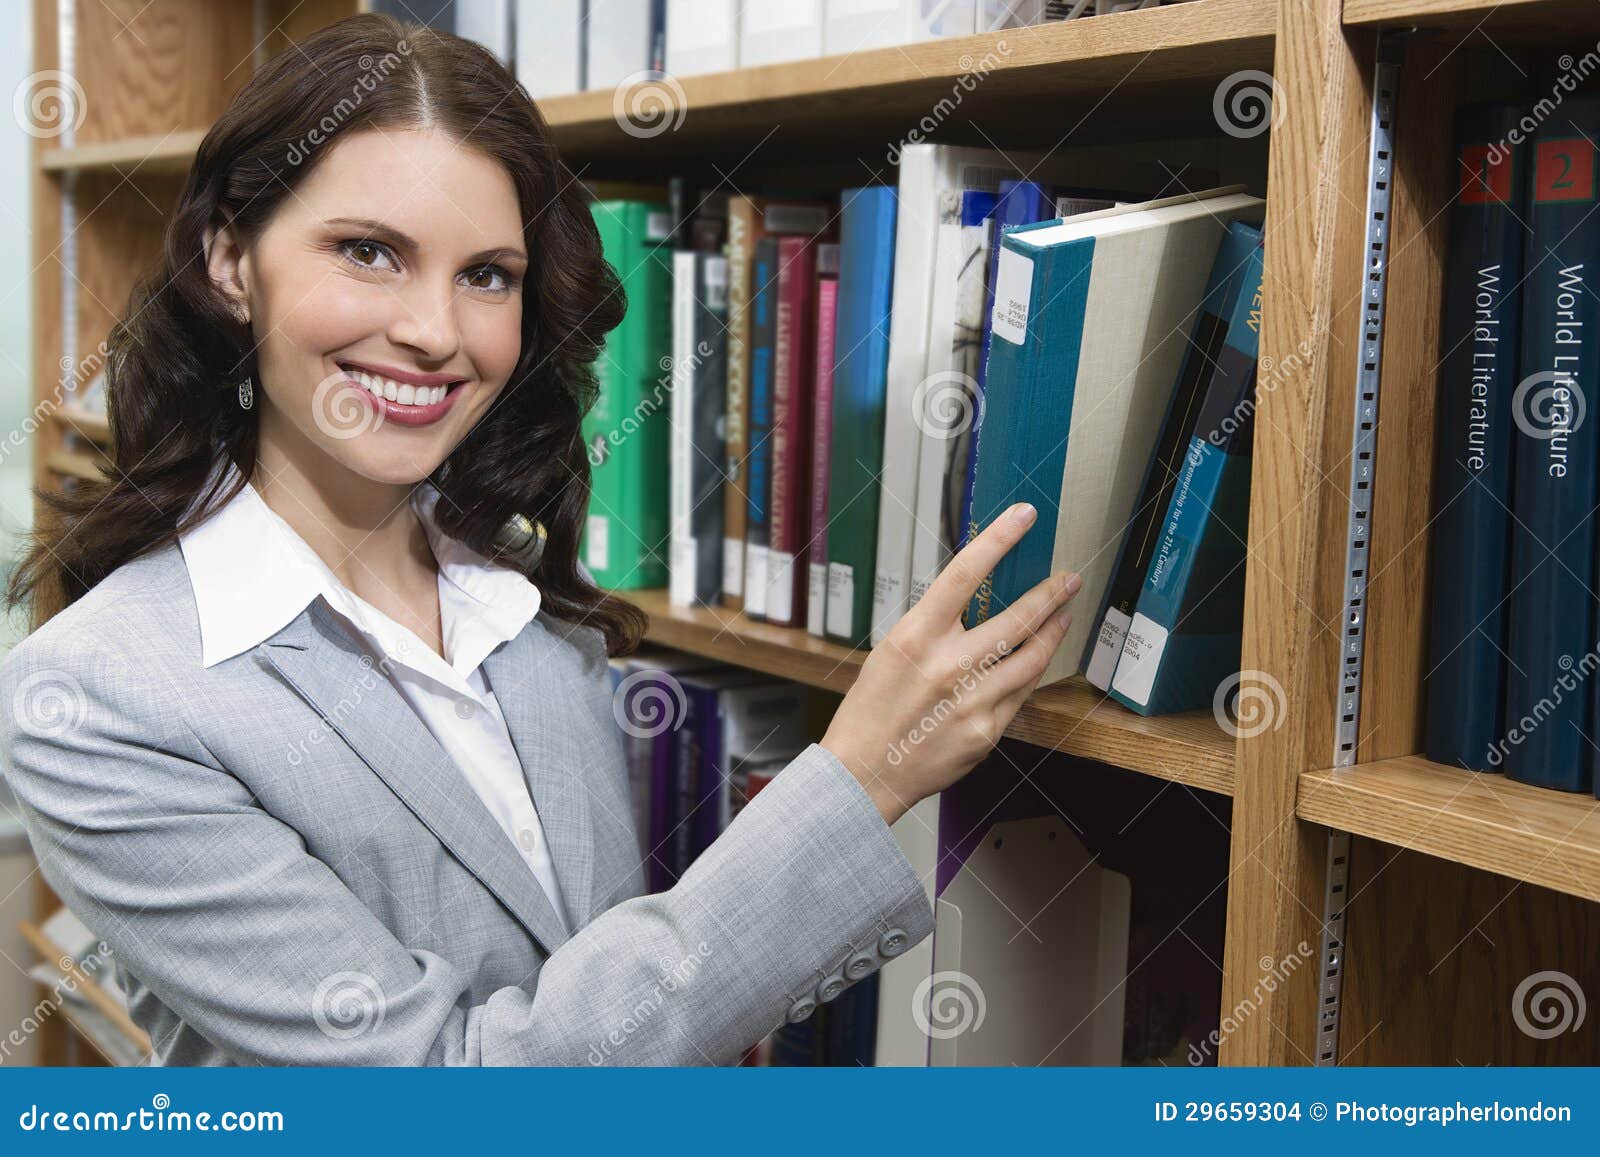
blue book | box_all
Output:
[744,237,780,621]
[961,189,999,227]
[962,190,1263,687]
[824,187,898,646]
[1108,226,1264,716]
[1504,99,1600,792]
[1083,222,1261,691]
[1424,104,1528,772]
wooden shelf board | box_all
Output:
[539,0,1275,156]
[45,449,106,481]
[57,406,110,444]
[620,587,1235,795]
[1344,0,1600,32]
[42,129,207,175]
[1298,756,1600,903]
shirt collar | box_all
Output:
[177,458,542,671]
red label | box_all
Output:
[1459,144,1512,204]
[1535,138,1596,203]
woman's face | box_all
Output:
[212,126,528,485]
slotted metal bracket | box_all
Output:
[1318,29,1406,1068]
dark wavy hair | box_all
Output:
[5,11,645,657]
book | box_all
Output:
[1422,104,1527,773]
[963,189,1265,685]
[826,186,900,647]
[723,197,835,610]
[514,0,584,95]
[744,236,781,621]
[585,0,654,88]
[1083,220,1260,692]
[1504,99,1600,793]
[665,0,739,75]
[1109,224,1264,715]
[767,235,820,627]
[741,0,823,66]
[908,189,997,612]
[807,244,842,637]
[581,200,674,589]
[692,680,812,855]
[669,249,731,607]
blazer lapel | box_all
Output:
[258,602,574,956]
[482,617,596,928]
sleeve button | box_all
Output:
[786,996,816,1023]
[845,952,877,980]
[816,972,847,1003]
[878,928,909,957]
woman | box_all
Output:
[0,13,1081,1065]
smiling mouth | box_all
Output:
[335,361,467,408]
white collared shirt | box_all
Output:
[177,459,572,932]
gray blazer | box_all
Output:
[0,543,933,1065]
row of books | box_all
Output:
[605,648,877,1064]
[1425,97,1600,798]
[379,0,1185,99]
[585,151,1266,718]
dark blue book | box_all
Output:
[744,237,780,621]
[1108,226,1264,715]
[1504,98,1600,792]
[1424,104,1528,772]
[1083,221,1260,692]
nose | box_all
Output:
[387,277,462,364]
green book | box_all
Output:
[582,200,674,589]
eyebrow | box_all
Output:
[323,216,528,266]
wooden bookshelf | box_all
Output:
[621,588,1236,795]
[1344,0,1600,31]
[1299,759,1600,904]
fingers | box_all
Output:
[915,501,1040,627]
[964,568,1081,664]
[990,597,1077,709]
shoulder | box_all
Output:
[1,543,202,703]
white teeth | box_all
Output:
[344,367,452,407]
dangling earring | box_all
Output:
[491,512,548,571]
[237,375,254,410]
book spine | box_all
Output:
[1504,105,1600,793]
[767,237,817,627]
[826,187,899,646]
[1423,105,1526,771]
[1111,235,1263,715]
[808,260,841,637]
[669,250,698,606]
[1083,225,1256,689]
[689,256,731,605]
[723,198,757,608]
[744,238,779,620]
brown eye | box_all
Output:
[339,239,396,270]
[462,265,514,293]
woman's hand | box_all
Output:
[821,501,1083,826]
